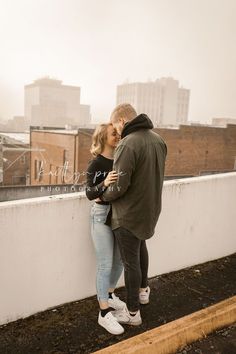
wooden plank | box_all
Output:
[93,296,236,354]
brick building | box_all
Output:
[30,124,236,186]
[0,133,30,186]
[154,124,236,177]
[30,129,93,185]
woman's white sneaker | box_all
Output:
[98,311,124,335]
[139,286,150,304]
[108,293,126,310]
[113,306,142,326]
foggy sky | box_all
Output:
[0,0,236,123]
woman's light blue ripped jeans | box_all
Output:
[90,203,123,302]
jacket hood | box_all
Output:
[121,113,154,139]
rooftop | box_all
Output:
[31,128,94,136]
[0,254,235,353]
[0,173,235,352]
[32,129,79,135]
[25,77,81,90]
[0,132,30,144]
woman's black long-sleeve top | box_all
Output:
[86,154,113,205]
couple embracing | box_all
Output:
[86,103,167,335]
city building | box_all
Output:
[212,117,236,126]
[0,133,30,186]
[1,120,235,188]
[154,123,236,177]
[117,77,190,126]
[30,128,93,186]
[29,123,236,187]
[25,77,91,128]
[0,116,28,132]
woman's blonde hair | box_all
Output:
[90,123,112,157]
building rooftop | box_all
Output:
[0,253,235,353]
[25,77,81,90]
[0,173,235,353]
[31,128,94,136]
[32,129,79,135]
[0,132,30,144]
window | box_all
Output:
[20,155,26,164]
[63,149,70,165]
[12,176,26,185]
[34,160,43,181]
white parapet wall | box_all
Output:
[0,172,236,325]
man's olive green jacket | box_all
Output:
[102,114,167,240]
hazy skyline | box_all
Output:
[0,0,236,123]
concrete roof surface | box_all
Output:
[0,253,235,353]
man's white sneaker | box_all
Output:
[98,311,124,335]
[108,293,126,310]
[113,306,142,326]
[139,286,150,304]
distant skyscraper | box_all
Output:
[117,77,190,127]
[24,77,91,127]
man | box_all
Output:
[101,103,167,325]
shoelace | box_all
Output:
[107,312,120,325]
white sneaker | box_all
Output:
[139,286,150,304]
[113,305,142,326]
[98,311,124,335]
[108,293,126,310]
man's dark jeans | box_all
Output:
[113,227,149,312]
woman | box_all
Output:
[86,123,126,335]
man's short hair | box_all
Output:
[111,103,137,122]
